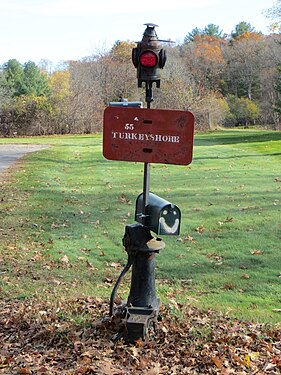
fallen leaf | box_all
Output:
[60,255,69,264]
[239,265,248,269]
[92,220,100,227]
[182,235,195,243]
[225,217,233,222]
[251,249,264,255]
[86,260,98,271]
[145,363,160,375]
[195,225,205,234]
[18,369,32,374]
[135,338,143,347]
[243,354,251,368]
[212,356,223,369]
[110,262,121,268]
[118,194,132,205]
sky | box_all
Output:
[0,0,274,66]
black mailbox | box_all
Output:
[135,193,181,235]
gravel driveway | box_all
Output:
[0,144,49,173]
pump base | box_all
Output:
[125,299,160,343]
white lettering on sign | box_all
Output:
[112,131,180,143]
[124,123,134,130]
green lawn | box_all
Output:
[0,129,280,323]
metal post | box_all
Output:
[109,81,166,343]
[145,81,153,105]
[142,162,150,225]
[142,81,153,225]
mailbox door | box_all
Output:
[158,206,181,235]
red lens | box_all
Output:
[140,51,157,67]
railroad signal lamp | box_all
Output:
[139,51,157,67]
[132,23,167,88]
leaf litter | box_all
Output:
[0,298,280,374]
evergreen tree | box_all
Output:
[184,27,202,43]
[184,24,223,43]
[21,61,50,96]
[231,22,255,39]
[0,59,49,98]
[1,59,24,97]
[203,24,223,38]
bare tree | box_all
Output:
[222,33,266,100]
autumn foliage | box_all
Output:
[0,24,281,135]
[0,298,280,374]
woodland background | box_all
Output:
[0,4,281,136]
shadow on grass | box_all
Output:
[195,130,281,146]
[194,152,281,160]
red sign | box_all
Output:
[103,107,194,165]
